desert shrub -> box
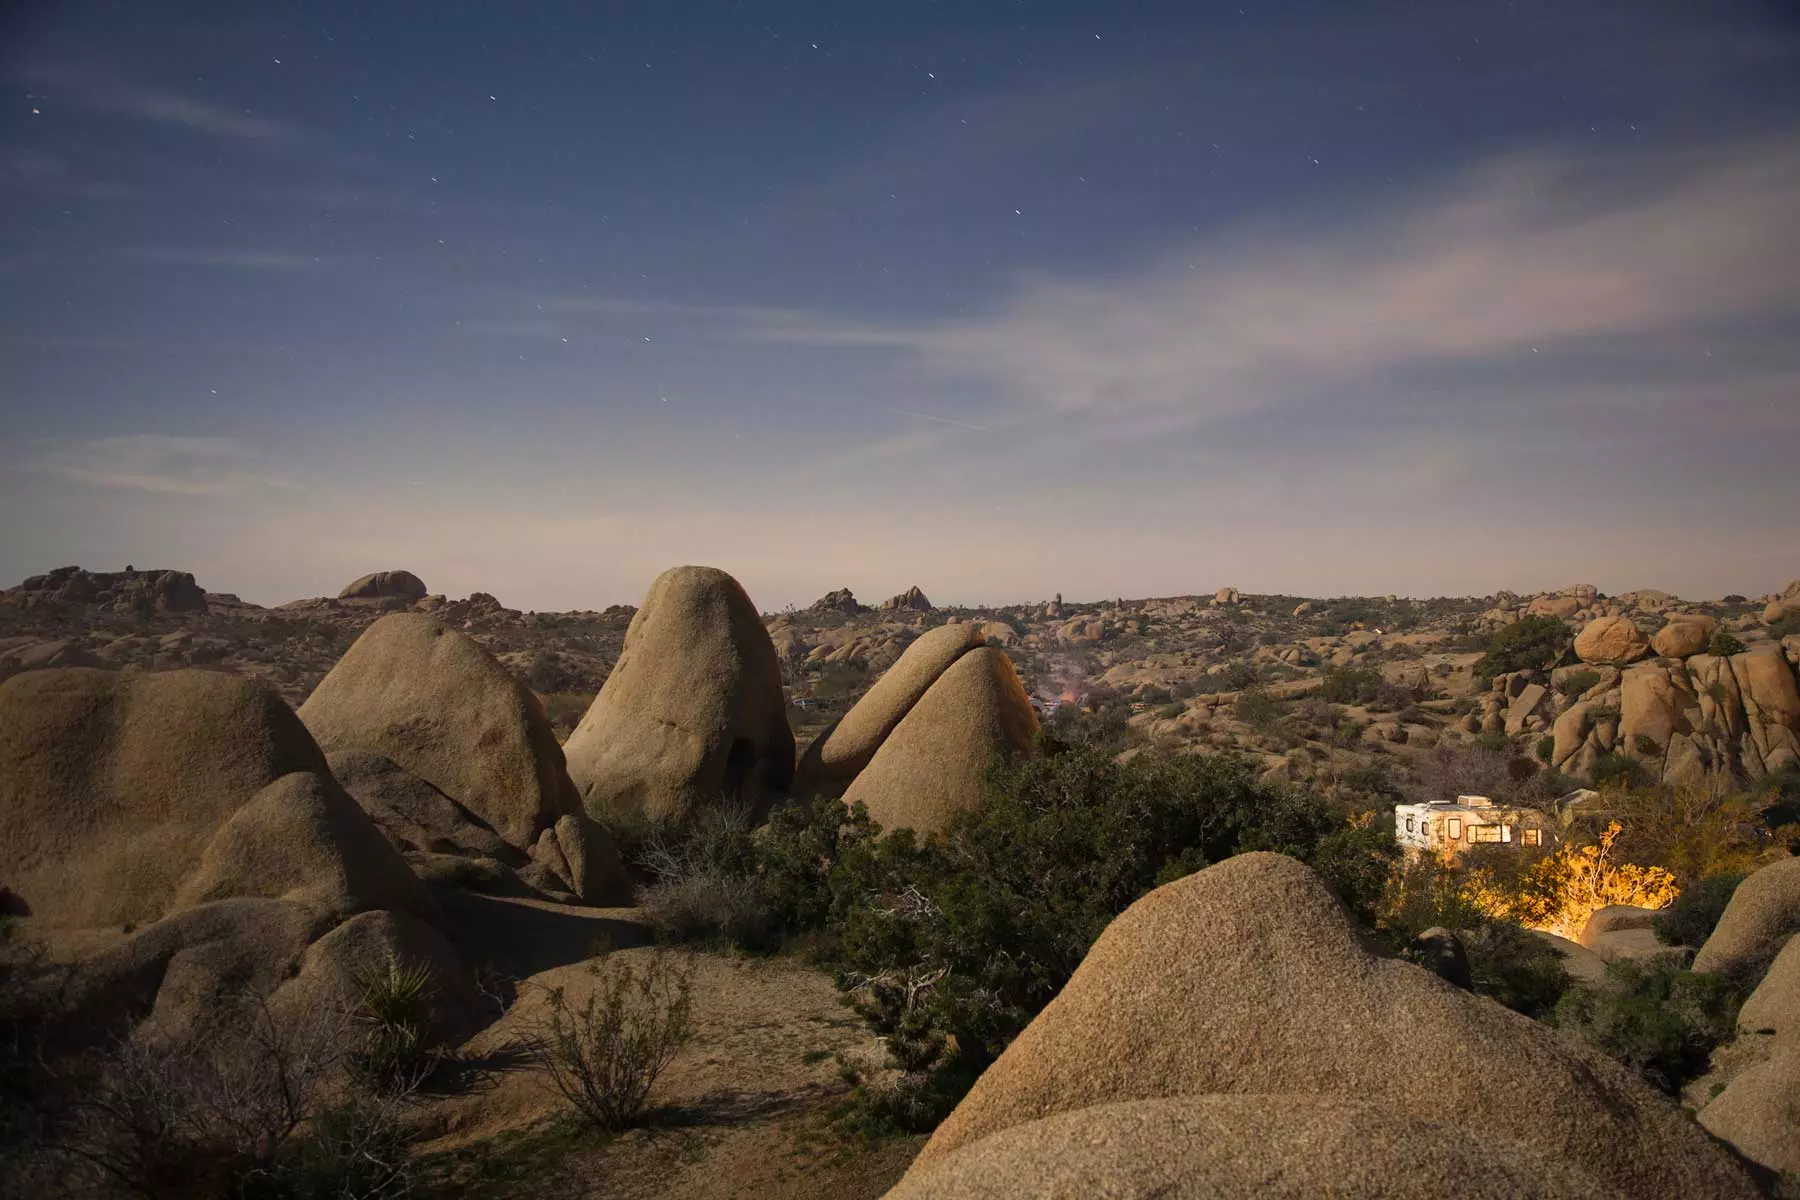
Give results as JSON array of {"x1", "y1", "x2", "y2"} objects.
[
  {"x1": 351, "y1": 958, "x2": 438, "y2": 1092},
  {"x1": 1581, "y1": 784, "x2": 1773, "y2": 887},
  {"x1": 1653, "y1": 872, "x2": 1745, "y2": 947},
  {"x1": 640, "y1": 871, "x2": 774, "y2": 949},
  {"x1": 1474, "y1": 731, "x2": 1512, "y2": 753},
  {"x1": 1460, "y1": 822, "x2": 1678, "y2": 942},
  {"x1": 1233, "y1": 685, "x2": 1282, "y2": 732},
  {"x1": 1770, "y1": 609, "x2": 1800, "y2": 639},
  {"x1": 1399, "y1": 743, "x2": 1558, "y2": 809},
  {"x1": 1590, "y1": 752, "x2": 1648, "y2": 789},
  {"x1": 1475, "y1": 616, "x2": 1571, "y2": 683},
  {"x1": 1553, "y1": 957, "x2": 1742, "y2": 1093},
  {"x1": 522, "y1": 651, "x2": 576, "y2": 694},
  {"x1": 1722, "y1": 594, "x2": 1747, "y2": 604},
  {"x1": 1633, "y1": 734, "x2": 1662, "y2": 758},
  {"x1": 531, "y1": 953, "x2": 695, "y2": 1131},
  {"x1": 1557, "y1": 669, "x2": 1602, "y2": 699},
  {"x1": 635, "y1": 799, "x2": 776, "y2": 949},
  {"x1": 1317, "y1": 666, "x2": 1408, "y2": 709},
  {"x1": 1706, "y1": 630, "x2": 1745, "y2": 657},
  {"x1": 1156, "y1": 701, "x2": 1185, "y2": 720},
  {"x1": 15, "y1": 991, "x2": 421, "y2": 1200},
  {"x1": 1458, "y1": 921, "x2": 1571, "y2": 1020},
  {"x1": 826, "y1": 741, "x2": 1395, "y2": 1127},
  {"x1": 1217, "y1": 660, "x2": 1258, "y2": 691},
  {"x1": 1536, "y1": 735, "x2": 1556, "y2": 763}
]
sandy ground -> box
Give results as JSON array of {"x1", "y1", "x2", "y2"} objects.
[{"x1": 415, "y1": 890, "x2": 922, "y2": 1199}]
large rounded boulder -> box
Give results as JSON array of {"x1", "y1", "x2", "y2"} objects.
[
  {"x1": 562, "y1": 566, "x2": 793, "y2": 828},
  {"x1": 840, "y1": 647, "x2": 1038, "y2": 837},
  {"x1": 888, "y1": 1095, "x2": 1607, "y2": 1200},
  {"x1": 0, "y1": 667, "x2": 472, "y2": 1048},
  {"x1": 795, "y1": 621, "x2": 988, "y2": 799},
  {"x1": 297, "y1": 614, "x2": 626, "y2": 902},
  {"x1": 1574, "y1": 615, "x2": 1649, "y2": 665},
  {"x1": 903, "y1": 852, "x2": 1757, "y2": 1200},
  {"x1": 1692, "y1": 855, "x2": 1800, "y2": 978},
  {"x1": 0, "y1": 668, "x2": 359, "y2": 928},
  {"x1": 338, "y1": 569, "x2": 427, "y2": 600}
]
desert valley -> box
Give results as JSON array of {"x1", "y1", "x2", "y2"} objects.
[{"x1": 3, "y1": 562, "x2": 1799, "y2": 1198}]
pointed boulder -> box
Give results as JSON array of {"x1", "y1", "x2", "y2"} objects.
[
  {"x1": 795, "y1": 621, "x2": 988, "y2": 799},
  {"x1": 562, "y1": 566, "x2": 794, "y2": 827},
  {"x1": 840, "y1": 646, "x2": 1038, "y2": 836}
]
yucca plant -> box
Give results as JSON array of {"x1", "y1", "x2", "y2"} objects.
[{"x1": 352, "y1": 957, "x2": 436, "y2": 1092}]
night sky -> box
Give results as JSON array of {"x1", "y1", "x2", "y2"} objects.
[{"x1": 4, "y1": 1, "x2": 1799, "y2": 611}]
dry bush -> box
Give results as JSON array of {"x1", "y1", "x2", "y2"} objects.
[
  {"x1": 33, "y1": 993, "x2": 420, "y2": 1199},
  {"x1": 2, "y1": 950, "x2": 443, "y2": 1200},
  {"x1": 529, "y1": 953, "x2": 696, "y2": 1131}
]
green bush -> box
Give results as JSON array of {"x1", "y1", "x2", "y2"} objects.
[
  {"x1": 1590, "y1": 752, "x2": 1649, "y2": 789},
  {"x1": 1557, "y1": 670, "x2": 1601, "y2": 699},
  {"x1": 1233, "y1": 686, "x2": 1283, "y2": 732},
  {"x1": 1653, "y1": 872, "x2": 1745, "y2": 947},
  {"x1": 1475, "y1": 616, "x2": 1571, "y2": 683},
  {"x1": 1459, "y1": 922, "x2": 1571, "y2": 1020},
  {"x1": 1553, "y1": 957, "x2": 1742, "y2": 1093},
  {"x1": 1706, "y1": 631, "x2": 1745, "y2": 657},
  {"x1": 1536, "y1": 735, "x2": 1556, "y2": 763},
  {"x1": 824, "y1": 740, "x2": 1396, "y2": 1125},
  {"x1": 1318, "y1": 667, "x2": 1383, "y2": 705}
]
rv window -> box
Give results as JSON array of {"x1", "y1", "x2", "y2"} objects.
[
  {"x1": 1470, "y1": 825, "x2": 1504, "y2": 843},
  {"x1": 1446, "y1": 818, "x2": 1462, "y2": 840},
  {"x1": 1405, "y1": 816, "x2": 1415, "y2": 833},
  {"x1": 1522, "y1": 828, "x2": 1542, "y2": 847}
]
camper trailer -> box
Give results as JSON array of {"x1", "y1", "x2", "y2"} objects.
[{"x1": 1393, "y1": 794, "x2": 1556, "y2": 861}]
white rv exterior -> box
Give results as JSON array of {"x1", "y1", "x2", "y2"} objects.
[{"x1": 1394, "y1": 794, "x2": 1553, "y2": 859}]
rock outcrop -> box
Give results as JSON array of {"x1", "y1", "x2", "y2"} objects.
[
  {"x1": 1695, "y1": 878, "x2": 1800, "y2": 1175},
  {"x1": 881, "y1": 585, "x2": 933, "y2": 612},
  {"x1": 903, "y1": 853, "x2": 1757, "y2": 1200},
  {"x1": 808, "y1": 587, "x2": 862, "y2": 615},
  {"x1": 1, "y1": 565, "x2": 207, "y2": 614},
  {"x1": 840, "y1": 647, "x2": 1039, "y2": 836},
  {"x1": 1614, "y1": 648, "x2": 1800, "y2": 786},
  {"x1": 794, "y1": 621, "x2": 988, "y2": 799},
  {"x1": 338, "y1": 569, "x2": 428, "y2": 600},
  {"x1": 563, "y1": 566, "x2": 794, "y2": 827},
  {"x1": 0, "y1": 666, "x2": 475, "y2": 1051}
]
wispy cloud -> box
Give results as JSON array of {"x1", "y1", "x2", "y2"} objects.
[
  {"x1": 734, "y1": 137, "x2": 1800, "y2": 439},
  {"x1": 25, "y1": 435, "x2": 299, "y2": 495},
  {"x1": 19, "y1": 64, "x2": 294, "y2": 142}
]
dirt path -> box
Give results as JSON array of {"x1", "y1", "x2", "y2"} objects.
[{"x1": 416, "y1": 894, "x2": 921, "y2": 1199}]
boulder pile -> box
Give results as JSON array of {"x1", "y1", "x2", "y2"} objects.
[{"x1": 0, "y1": 666, "x2": 477, "y2": 1049}]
